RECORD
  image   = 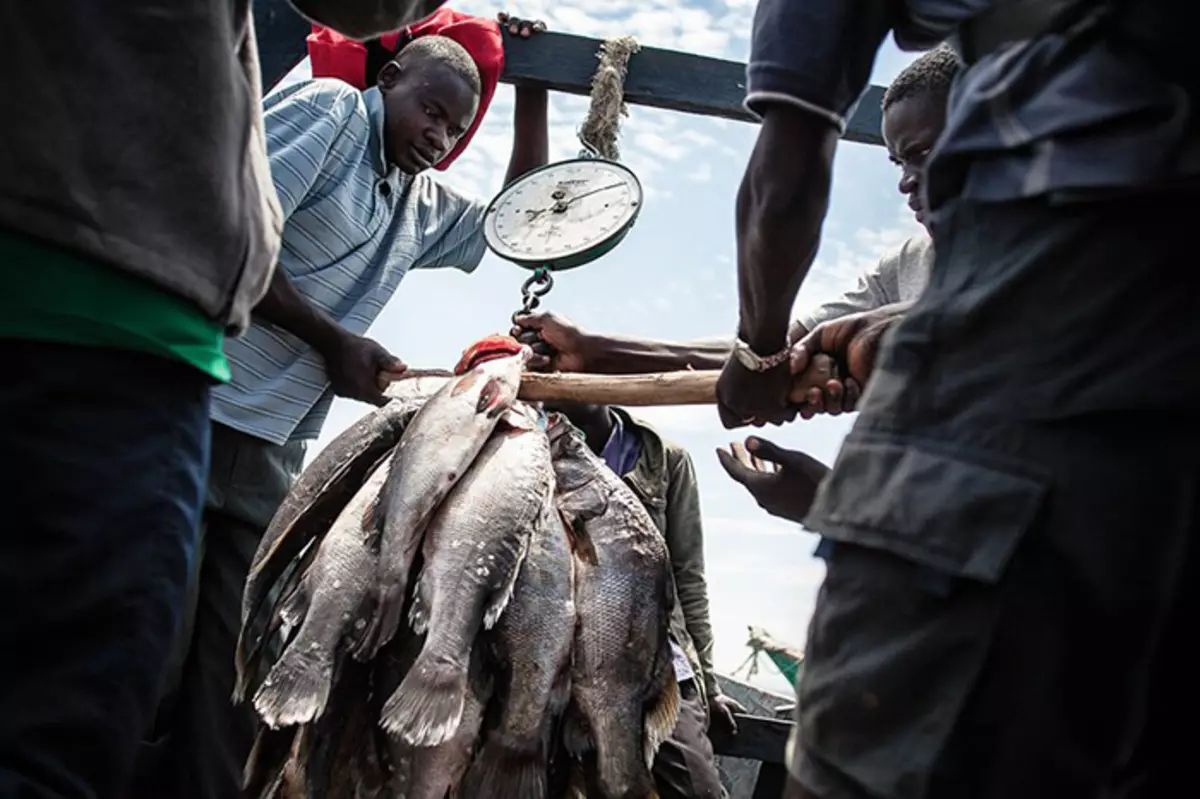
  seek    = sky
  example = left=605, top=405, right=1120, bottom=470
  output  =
left=276, top=0, right=924, bottom=697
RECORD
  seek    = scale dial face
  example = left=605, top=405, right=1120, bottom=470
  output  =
left=483, top=158, right=643, bottom=269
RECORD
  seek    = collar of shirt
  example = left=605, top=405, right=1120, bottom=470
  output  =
left=600, top=409, right=643, bottom=478
left=363, top=87, right=392, bottom=179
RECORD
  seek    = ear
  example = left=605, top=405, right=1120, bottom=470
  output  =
left=377, top=60, right=402, bottom=91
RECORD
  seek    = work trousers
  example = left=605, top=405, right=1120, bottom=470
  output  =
left=791, top=182, right=1200, bottom=799
left=0, top=341, right=210, bottom=799
left=129, top=423, right=304, bottom=799
left=654, top=680, right=728, bottom=799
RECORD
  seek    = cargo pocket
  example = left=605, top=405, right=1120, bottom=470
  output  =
left=794, top=436, right=1048, bottom=799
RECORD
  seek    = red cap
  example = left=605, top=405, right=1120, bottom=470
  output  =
left=306, top=7, right=504, bottom=171
left=454, top=334, right=524, bottom=375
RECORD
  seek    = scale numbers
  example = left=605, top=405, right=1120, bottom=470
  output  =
left=483, top=158, right=643, bottom=269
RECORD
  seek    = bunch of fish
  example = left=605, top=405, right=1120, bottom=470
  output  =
left=235, top=349, right=680, bottom=799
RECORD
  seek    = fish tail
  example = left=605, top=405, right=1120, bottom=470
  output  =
left=379, top=650, right=467, bottom=746
left=253, top=642, right=335, bottom=728
left=644, top=667, right=681, bottom=769
left=461, top=735, right=548, bottom=799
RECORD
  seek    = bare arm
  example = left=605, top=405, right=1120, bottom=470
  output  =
left=735, top=106, right=837, bottom=354
left=289, top=0, right=446, bottom=41
left=253, top=267, right=348, bottom=355
left=504, top=86, right=549, bottom=186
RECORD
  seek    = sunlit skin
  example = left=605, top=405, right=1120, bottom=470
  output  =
left=881, top=91, right=947, bottom=233
left=377, top=58, right=480, bottom=175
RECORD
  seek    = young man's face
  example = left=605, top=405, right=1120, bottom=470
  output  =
left=377, top=60, right=479, bottom=175
left=882, top=91, right=948, bottom=232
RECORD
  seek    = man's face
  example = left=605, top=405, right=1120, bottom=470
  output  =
left=882, top=92, right=947, bottom=232
left=377, top=60, right=479, bottom=175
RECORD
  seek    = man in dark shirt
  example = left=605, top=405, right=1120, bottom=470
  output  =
left=716, top=1, right=1200, bottom=798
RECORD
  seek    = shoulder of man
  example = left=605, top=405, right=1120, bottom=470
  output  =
left=264, top=78, right=371, bottom=128
left=621, top=410, right=693, bottom=477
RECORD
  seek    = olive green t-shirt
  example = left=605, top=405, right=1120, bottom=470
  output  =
left=0, top=230, right=230, bottom=382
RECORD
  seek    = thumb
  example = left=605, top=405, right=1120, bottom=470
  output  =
left=743, top=436, right=792, bottom=466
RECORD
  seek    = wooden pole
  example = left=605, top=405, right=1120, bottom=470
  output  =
left=391, top=355, right=838, bottom=408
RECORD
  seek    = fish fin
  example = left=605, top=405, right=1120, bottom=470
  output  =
left=643, top=667, right=681, bottom=769
left=346, top=597, right=381, bottom=664
left=482, top=530, right=532, bottom=630
left=253, top=644, right=335, bottom=728
left=450, top=369, right=482, bottom=396
left=407, top=568, right=431, bottom=635
left=561, top=707, right=592, bottom=758
left=564, top=514, right=599, bottom=567
left=379, top=651, right=467, bottom=747
left=461, top=735, right=548, bottom=799
left=277, top=572, right=312, bottom=631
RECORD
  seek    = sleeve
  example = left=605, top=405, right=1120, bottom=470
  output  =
left=289, top=0, right=447, bottom=39
left=410, top=179, right=490, bottom=274
left=793, top=250, right=898, bottom=331
left=662, top=444, right=721, bottom=698
left=745, top=0, right=897, bottom=130
left=262, top=82, right=365, bottom=221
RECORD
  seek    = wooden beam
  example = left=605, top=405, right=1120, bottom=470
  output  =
left=252, top=15, right=886, bottom=147
left=501, top=30, right=885, bottom=148
left=708, top=713, right=792, bottom=765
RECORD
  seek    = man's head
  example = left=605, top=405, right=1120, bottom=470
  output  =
left=377, top=36, right=482, bottom=175
left=881, top=43, right=961, bottom=230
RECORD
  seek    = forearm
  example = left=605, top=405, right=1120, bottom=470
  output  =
left=580, top=333, right=735, bottom=374
left=735, top=107, right=837, bottom=354
left=290, top=0, right=445, bottom=40
left=253, top=267, right=347, bottom=354
left=504, top=87, right=549, bottom=187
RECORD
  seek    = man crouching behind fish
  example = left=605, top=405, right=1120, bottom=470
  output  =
left=547, top=400, right=741, bottom=799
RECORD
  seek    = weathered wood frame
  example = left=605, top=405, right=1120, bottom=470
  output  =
left=252, top=0, right=886, bottom=147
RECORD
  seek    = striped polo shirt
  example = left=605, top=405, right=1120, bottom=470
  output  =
left=210, top=78, right=488, bottom=446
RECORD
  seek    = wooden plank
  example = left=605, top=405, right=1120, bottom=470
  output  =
left=255, top=0, right=312, bottom=90
left=252, top=17, right=886, bottom=147
left=501, top=30, right=885, bottom=148
left=708, top=714, right=792, bottom=765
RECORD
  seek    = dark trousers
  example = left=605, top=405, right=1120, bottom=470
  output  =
left=654, top=680, right=727, bottom=799
left=129, top=423, right=304, bottom=799
left=0, top=341, right=210, bottom=799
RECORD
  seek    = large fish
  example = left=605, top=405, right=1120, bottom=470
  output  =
left=462, top=501, right=575, bottom=799
left=370, top=349, right=530, bottom=656
left=547, top=416, right=680, bottom=799
left=376, top=629, right=494, bottom=799
left=253, top=458, right=392, bottom=728
left=237, top=374, right=449, bottom=697
left=379, top=408, right=554, bottom=746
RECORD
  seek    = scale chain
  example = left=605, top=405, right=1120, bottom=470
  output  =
left=511, top=266, right=555, bottom=325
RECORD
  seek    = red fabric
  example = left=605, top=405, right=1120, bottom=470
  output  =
left=306, top=8, right=504, bottom=171
left=454, top=335, right=524, bottom=375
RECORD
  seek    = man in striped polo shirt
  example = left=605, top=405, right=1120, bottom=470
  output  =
left=133, top=29, right=549, bottom=799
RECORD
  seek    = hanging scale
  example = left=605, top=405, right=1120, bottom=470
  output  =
left=481, top=36, right=645, bottom=323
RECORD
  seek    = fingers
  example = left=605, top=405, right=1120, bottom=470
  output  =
left=511, top=311, right=547, bottom=332
left=823, top=379, right=844, bottom=415
left=729, top=441, right=779, bottom=474
left=716, top=446, right=768, bottom=489
left=497, top=12, right=546, bottom=37
left=844, top=378, right=862, bottom=412
left=743, top=436, right=792, bottom=466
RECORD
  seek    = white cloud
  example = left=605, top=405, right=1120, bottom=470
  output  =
left=281, top=0, right=921, bottom=693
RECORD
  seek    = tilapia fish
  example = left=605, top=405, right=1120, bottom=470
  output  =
left=371, top=349, right=530, bottom=655
left=237, top=376, right=448, bottom=698
left=253, top=458, right=392, bottom=728
left=377, top=629, right=493, bottom=799
left=379, top=410, right=554, bottom=746
left=548, top=417, right=680, bottom=799
left=462, top=501, right=575, bottom=799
